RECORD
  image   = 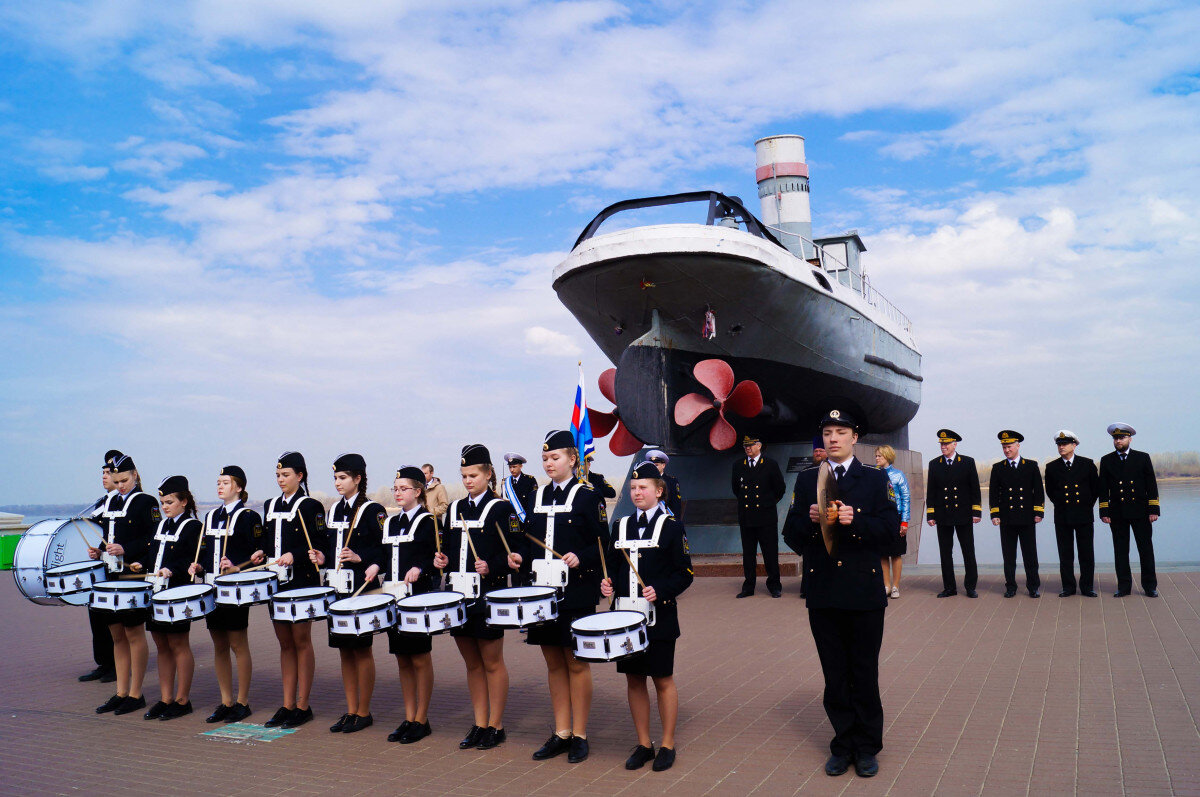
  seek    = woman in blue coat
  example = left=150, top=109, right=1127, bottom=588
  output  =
left=875, top=445, right=910, bottom=598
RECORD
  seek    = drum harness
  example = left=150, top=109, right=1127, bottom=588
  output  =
left=383, top=510, right=427, bottom=583
left=204, top=504, right=251, bottom=577
left=151, top=516, right=198, bottom=575
left=447, top=498, right=502, bottom=574
left=615, top=513, right=668, bottom=626
left=531, top=483, right=583, bottom=572
left=100, top=491, right=147, bottom=572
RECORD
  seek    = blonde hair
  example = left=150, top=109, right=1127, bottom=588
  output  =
left=875, top=445, right=896, bottom=465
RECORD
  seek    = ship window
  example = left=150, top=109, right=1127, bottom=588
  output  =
left=813, top=271, right=833, bottom=292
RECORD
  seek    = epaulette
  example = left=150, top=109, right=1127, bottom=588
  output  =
left=578, top=478, right=594, bottom=490
left=802, top=465, right=820, bottom=472
left=863, top=464, right=879, bottom=470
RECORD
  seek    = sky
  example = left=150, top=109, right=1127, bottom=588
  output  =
left=1, top=1, right=1198, bottom=505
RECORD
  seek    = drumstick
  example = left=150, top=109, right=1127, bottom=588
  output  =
left=466, top=528, right=481, bottom=564
left=494, top=521, right=513, bottom=556
left=432, top=513, right=444, bottom=575
left=337, top=504, right=367, bottom=574
left=598, top=537, right=609, bottom=582
left=523, top=532, right=563, bottom=559
left=236, top=561, right=276, bottom=573
left=350, top=575, right=373, bottom=598
left=69, top=519, right=98, bottom=549
left=620, top=546, right=646, bottom=589
left=296, top=510, right=322, bottom=575
left=190, top=522, right=207, bottom=583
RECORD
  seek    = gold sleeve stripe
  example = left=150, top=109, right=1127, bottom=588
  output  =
left=1034, top=506, right=1044, bottom=512
left=926, top=507, right=935, bottom=514
left=1099, top=501, right=1109, bottom=508
left=990, top=507, right=999, bottom=513
left=1149, top=499, right=1160, bottom=505
left=971, top=505, right=981, bottom=511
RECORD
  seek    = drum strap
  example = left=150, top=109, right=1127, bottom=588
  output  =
left=151, top=517, right=187, bottom=573
left=206, top=506, right=248, bottom=572
left=385, top=512, right=423, bottom=578
left=616, top=514, right=667, bottom=598
left=101, top=491, right=142, bottom=543
left=532, top=483, right=582, bottom=558
left=265, top=495, right=302, bottom=557
left=448, top=499, right=501, bottom=572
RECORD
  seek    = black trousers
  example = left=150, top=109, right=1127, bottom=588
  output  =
left=1054, top=522, right=1094, bottom=593
left=808, top=607, right=885, bottom=757
left=739, top=522, right=781, bottom=591
left=936, top=523, right=978, bottom=592
left=1111, top=517, right=1156, bottom=593
left=999, top=523, right=1040, bottom=591
left=88, top=607, right=115, bottom=670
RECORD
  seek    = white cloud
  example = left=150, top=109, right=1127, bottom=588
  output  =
left=524, top=325, right=581, bottom=357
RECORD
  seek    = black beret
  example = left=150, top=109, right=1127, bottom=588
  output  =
left=333, top=453, right=366, bottom=473
left=818, top=409, right=858, bottom=432
left=396, top=466, right=425, bottom=483
left=277, top=451, right=306, bottom=472
left=103, top=449, right=123, bottom=468
left=997, top=430, right=1024, bottom=444
left=631, top=461, right=661, bottom=480
left=937, top=429, right=962, bottom=443
left=543, top=429, right=576, bottom=451
left=158, top=475, right=188, bottom=497
left=111, top=454, right=136, bottom=473
left=460, top=444, right=491, bottom=467
left=220, top=465, right=247, bottom=482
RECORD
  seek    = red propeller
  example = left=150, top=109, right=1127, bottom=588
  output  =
left=590, top=368, right=646, bottom=456
left=673, top=359, right=763, bottom=450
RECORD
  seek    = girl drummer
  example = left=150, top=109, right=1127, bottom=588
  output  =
left=89, top=454, right=161, bottom=716
left=262, top=451, right=328, bottom=730
left=187, top=465, right=266, bottom=724
left=382, top=466, right=438, bottom=745
left=509, top=430, right=608, bottom=764
left=313, top=453, right=384, bottom=734
left=600, top=460, right=694, bottom=773
left=432, top=444, right=521, bottom=751
left=138, top=475, right=202, bottom=720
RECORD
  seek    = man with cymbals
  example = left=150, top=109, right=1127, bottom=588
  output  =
left=1098, top=423, right=1160, bottom=597
left=1044, top=430, right=1100, bottom=597
left=783, top=410, right=898, bottom=779
left=731, top=434, right=787, bottom=598
left=925, top=430, right=982, bottom=599
left=989, top=430, right=1044, bottom=598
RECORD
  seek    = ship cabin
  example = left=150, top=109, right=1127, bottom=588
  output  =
left=812, top=230, right=867, bottom=295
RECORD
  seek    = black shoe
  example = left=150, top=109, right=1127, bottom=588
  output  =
left=344, top=713, right=373, bottom=733
left=79, top=666, right=114, bottom=682
left=1114, top=590, right=1130, bottom=598
left=113, top=695, right=146, bottom=716
left=854, top=753, right=879, bottom=777
left=143, top=700, right=169, bottom=720
left=265, top=706, right=292, bottom=727
left=625, top=744, right=655, bottom=770
left=206, top=703, right=232, bottom=723
left=282, top=707, right=313, bottom=729
left=1083, top=590, right=1098, bottom=598
left=330, top=713, right=353, bottom=733
left=388, top=720, right=413, bottom=742
left=476, top=726, right=505, bottom=749
left=533, top=733, right=572, bottom=760
left=825, top=753, right=852, bottom=776
left=1003, top=588, right=1017, bottom=598
left=1146, top=589, right=1159, bottom=598
left=937, top=589, right=957, bottom=598
left=161, top=701, right=192, bottom=720
left=1059, top=590, right=1075, bottom=597
left=100, top=670, right=117, bottom=683
left=567, top=736, right=589, bottom=763
left=652, top=746, right=676, bottom=772
left=736, top=589, right=754, bottom=598
left=966, top=590, right=979, bottom=598
left=459, top=724, right=484, bottom=749
left=400, top=721, right=431, bottom=744
left=798, top=591, right=806, bottom=599
left=96, top=694, right=124, bottom=714
left=225, top=702, right=252, bottom=722
left=768, top=587, right=782, bottom=598
left=1028, top=590, right=1040, bottom=599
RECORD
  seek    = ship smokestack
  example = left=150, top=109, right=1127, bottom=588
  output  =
left=755, top=135, right=812, bottom=258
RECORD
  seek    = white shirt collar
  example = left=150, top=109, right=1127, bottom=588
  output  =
left=1062, top=454, right=1075, bottom=464
left=1007, top=458, right=1020, bottom=466
left=401, top=505, right=421, bottom=521
left=829, top=455, right=855, bottom=470
left=552, top=476, right=574, bottom=490
left=223, top=497, right=240, bottom=510
left=341, top=492, right=358, bottom=506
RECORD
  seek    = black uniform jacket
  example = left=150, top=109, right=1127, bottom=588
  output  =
left=925, top=454, right=982, bottom=524
left=136, top=515, right=202, bottom=589
left=326, top=496, right=385, bottom=592
left=381, top=508, right=438, bottom=594
left=442, top=495, right=522, bottom=599
left=197, top=501, right=265, bottom=576
left=263, top=492, right=328, bottom=588
left=102, top=490, right=161, bottom=566
left=1098, top=449, right=1161, bottom=520
left=518, top=481, right=608, bottom=611
left=586, top=471, right=617, bottom=500
left=508, top=473, right=539, bottom=513
left=783, top=460, right=897, bottom=612
left=989, top=458, right=1045, bottom=524
left=731, top=455, right=786, bottom=526
left=1044, top=456, right=1099, bottom=524
left=606, top=510, right=693, bottom=640
left=663, top=473, right=684, bottom=521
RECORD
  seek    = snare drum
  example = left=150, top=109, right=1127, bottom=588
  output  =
left=152, top=584, right=216, bottom=623
left=271, top=586, right=335, bottom=623
left=485, top=586, right=558, bottom=628
left=447, top=571, right=481, bottom=599
left=570, top=610, right=649, bottom=662
left=44, top=560, right=107, bottom=601
left=90, top=581, right=154, bottom=612
left=214, top=571, right=279, bottom=606
left=531, top=558, right=569, bottom=590
left=328, top=594, right=397, bottom=637
left=11, top=518, right=103, bottom=605
left=396, top=591, right=467, bottom=634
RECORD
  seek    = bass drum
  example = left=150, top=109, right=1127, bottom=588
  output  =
left=12, top=518, right=103, bottom=606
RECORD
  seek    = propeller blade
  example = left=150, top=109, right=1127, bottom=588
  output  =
left=590, top=410, right=618, bottom=438
left=610, top=422, right=645, bottom=457
left=597, top=368, right=618, bottom=405
left=673, top=393, right=714, bottom=426
left=694, top=358, right=735, bottom=401
left=708, top=413, right=737, bottom=451
left=726, top=380, right=764, bottom=418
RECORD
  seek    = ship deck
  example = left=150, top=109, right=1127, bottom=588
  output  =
left=2, top=572, right=1199, bottom=796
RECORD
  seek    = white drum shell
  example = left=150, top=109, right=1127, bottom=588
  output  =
left=45, top=561, right=107, bottom=598
left=12, top=518, right=103, bottom=606
left=485, top=587, right=558, bottom=628
left=532, top=558, right=569, bottom=590
left=214, top=572, right=279, bottom=606
left=570, top=610, right=649, bottom=662
left=90, top=581, right=154, bottom=612
left=271, top=587, right=335, bottom=623
left=396, top=591, right=467, bottom=634
left=447, top=571, right=481, bottom=599
left=151, top=584, right=215, bottom=622
left=328, top=595, right=397, bottom=636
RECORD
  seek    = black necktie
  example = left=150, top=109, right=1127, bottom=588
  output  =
left=398, top=514, right=411, bottom=530
left=111, top=494, right=125, bottom=511
left=214, top=505, right=226, bottom=522
left=552, top=486, right=565, bottom=504
left=1065, top=460, right=1072, bottom=470
left=946, top=458, right=953, bottom=467
left=1120, top=453, right=1127, bottom=462
left=834, top=465, right=845, bottom=481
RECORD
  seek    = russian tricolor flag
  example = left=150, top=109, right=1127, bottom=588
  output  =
left=571, top=362, right=596, bottom=461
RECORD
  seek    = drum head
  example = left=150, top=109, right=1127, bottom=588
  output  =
left=216, top=571, right=276, bottom=585
left=96, top=581, right=152, bottom=593
left=489, top=586, right=555, bottom=601
left=331, top=594, right=394, bottom=612
left=156, top=584, right=212, bottom=601
left=572, top=610, right=644, bottom=633
left=276, top=586, right=333, bottom=600
left=45, top=560, right=103, bottom=576
left=399, top=591, right=463, bottom=609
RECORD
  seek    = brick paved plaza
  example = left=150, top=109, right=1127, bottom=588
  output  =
left=2, top=571, right=1198, bottom=796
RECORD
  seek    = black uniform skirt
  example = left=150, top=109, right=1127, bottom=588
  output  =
left=387, top=627, right=433, bottom=656
left=888, top=527, right=909, bottom=557
left=449, top=602, right=503, bottom=641
left=617, top=638, right=676, bottom=678
left=107, top=607, right=151, bottom=628
left=206, top=604, right=250, bottom=632
left=328, top=627, right=374, bottom=650
left=147, top=615, right=192, bottom=635
left=525, top=605, right=595, bottom=648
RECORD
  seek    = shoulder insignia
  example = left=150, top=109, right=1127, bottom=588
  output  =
left=377, top=510, right=387, bottom=526
left=313, top=513, right=326, bottom=531
left=252, top=522, right=264, bottom=538
left=580, top=479, right=594, bottom=490
left=863, top=464, right=878, bottom=470
left=599, top=503, right=608, bottom=524
left=682, top=534, right=689, bottom=555
left=150, top=507, right=162, bottom=522
left=508, top=515, right=521, bottom=535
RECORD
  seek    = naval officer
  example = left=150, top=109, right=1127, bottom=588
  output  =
left=647, top=451, right=683, bottom=522
left=582, top=453, right=617, bottom=500
left=924, top=430, right=981, bottom=598
left=1043, top=430, right=1099, bottom=597
left=502, top=453, right=539, bottom=519
left=989, top=430, right=1044, bottom=598
left=731, top=435, right=787, bottom=598
left=782, top=410, right=898, bottom=779
left=1098, top=423, right=1160, bottom=597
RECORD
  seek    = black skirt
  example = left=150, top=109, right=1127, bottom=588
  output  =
left=525, top=605, right=595, bottom=648
left=888, top=528, right=909, bottom=557
left=205, top=604, right=250, bottom=632
left=617, top=638, right=676, bottom=678
left=105, top=608, right=150, bottom=628
left=449, top=610, right=503, bottom=641
left=147, top=616, right=192, bottom=635
left=328, top=627, right=375, bottom=650
left=387, top=626, right=433, bottom=656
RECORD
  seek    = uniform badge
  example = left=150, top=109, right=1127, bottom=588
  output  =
left=150, top=507, right=162, bottom=522
left=599, top=503, right=608, bottom=524
left=830, top=409, right=841, bottom=419
left=252, top=523, right=264, bottom=538
left=377, top=510, right=387, bottom=526
left=508, top=515, right=521, bottom=535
